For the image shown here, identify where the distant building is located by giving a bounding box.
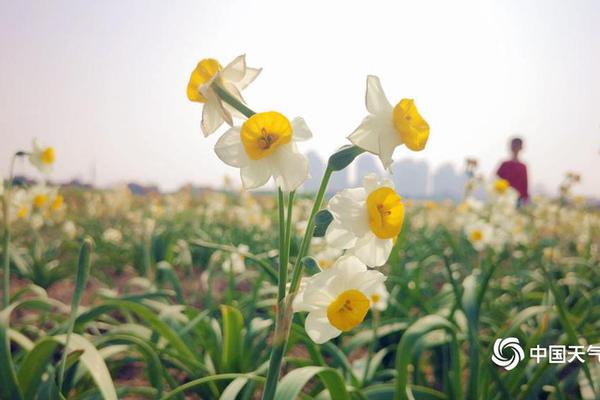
[391,159,429,198]
[431,163,466,200]
[127,182,159,195]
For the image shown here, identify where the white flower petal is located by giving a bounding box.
[327,188,370,238]
[214,127,249,167]
[325,220,357,249]
[237,67,261,90]
[240,160,272,190]
[351,234,393,267]
[305,310,341,344]
[291,117,312,141]
[378,127,403,170]
[221,54,247,82]
[271,143,309,192]
[347,115,381,154]
[201,95,226,136]
[365,75,393,115]
[356,270,387,295]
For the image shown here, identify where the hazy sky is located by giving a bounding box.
[1,1,599,196]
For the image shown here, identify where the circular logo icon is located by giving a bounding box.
[491,337,524,370]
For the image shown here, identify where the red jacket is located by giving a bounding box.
[497,160,529,201]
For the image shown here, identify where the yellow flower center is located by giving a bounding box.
[392,99,430,151]
[187,58,222,103]
[327,289,370,332]
[41,147,55,164]
[52,195,64,210]
[494,179,510,194]
[366,187,404,239]
[241,111,292,160]
[470,230,483,242]
[33,194,48,209]
[17,206,28,219]
[371,294,381,303]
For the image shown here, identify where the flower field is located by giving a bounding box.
[1,55,600,400]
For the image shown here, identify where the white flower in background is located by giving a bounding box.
[370,281,390,311]
[311,239,343,270]
[62,220,77,239]
[488,179,518,208]
[28,139,55,175]
[10,188,31,221]
[30,214,44,230]
[292,255,386,343]
[102,228,123,244]
[325,174,404,267]
[187,55,261,136]
[465,220,493,251]
[29,184,56,212]
[215,111,311,192]
[222,244,249,274]
[348,75,430,169]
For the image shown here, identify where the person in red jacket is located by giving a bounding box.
[497,137,529,204]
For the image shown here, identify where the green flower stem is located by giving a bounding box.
[2,152,23,309]
[362,309,380,385]
[277,190,294,302]
[212,83,255,118]
[57,236,93,394]
[289,167,332,293]
[261,168,333,400]
[277,189,285,301]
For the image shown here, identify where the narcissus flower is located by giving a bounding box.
[292,255,386,343]
[325,174,404,267]
[465,220,493,251]
[214,111,311,192]
[488,179,518,208]
[29,139,55,175]
[348,75,429,169]
[29,184,56,211]
[187,55,261,136]
[370,281,390,311]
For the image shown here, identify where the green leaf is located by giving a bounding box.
[395,315,459,400]
[327,145,365,171]
[300,257,321,275]
[221,305,244,372]
[313,210,333,237]
[274,366,350,400]
[76,299,201,367]
[160,373,264,400]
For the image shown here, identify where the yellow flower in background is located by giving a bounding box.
[292,255,386,343]
[33,193,48,209]
[465,220,493,251]
[214,112,312,192]
[493,179,510,194]
[51,194,65,211]
[348,75,430,169]
[29,139,55,175]
[187,55,261,136]
[325,174,404,267]
[29,184,55,211]
[17,205,29,219]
